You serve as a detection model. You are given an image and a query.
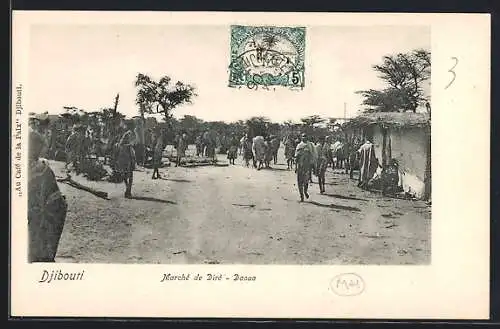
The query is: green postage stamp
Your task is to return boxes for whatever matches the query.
[228,25,306,89]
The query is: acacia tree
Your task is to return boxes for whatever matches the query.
[135,73,197,123]
[357,49,431,112]
[356,88,409,112]
[300,115,326,140]
[179,115,204,143]
[62,106,87,124]
[300,115,325,127]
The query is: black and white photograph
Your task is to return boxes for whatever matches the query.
[26,24,431,265]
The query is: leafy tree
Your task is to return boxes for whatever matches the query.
[245,116,270,138]
[135,73,197,123]
[99,107,124,137]
[300,115,325,127]
[300,115,326,140]
[268,123,282,138]
[281,120,302,140]
[179,115,204,143]
[225,120,247,137]
[356,88,409,112]
[357,49,431,112]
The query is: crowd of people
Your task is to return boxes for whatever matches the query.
[240,132,403,202]
[27,114,404,263]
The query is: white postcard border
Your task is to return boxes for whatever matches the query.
[10,11,491,319]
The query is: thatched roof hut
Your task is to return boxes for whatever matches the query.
[343,111,431,200]
[343,112,430,131]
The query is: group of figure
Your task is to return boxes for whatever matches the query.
[356,139,402,196]
[226,134,240,165]
[58,119,138,196]
[238,134,280,170]
[28,118,138,261]
[173,133,188,168]
[293,133,333,201]
[26,118,181,262]
[27,115,405,264]
[291,133,403,201]
[62,119,159,197]
[106,120,138,197]
[194,131,217,160]
[284,134,354,174]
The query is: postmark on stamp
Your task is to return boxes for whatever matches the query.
[228,25,306,90]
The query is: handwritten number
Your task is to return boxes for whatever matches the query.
[445,57,458,89]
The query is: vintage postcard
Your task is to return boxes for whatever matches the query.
[10,11,490,319]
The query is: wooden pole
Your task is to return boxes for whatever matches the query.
[111,93,120,138]
[382,128,388,168]
[113,93,119,113]
[57,176,109,200]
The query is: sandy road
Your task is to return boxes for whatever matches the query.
[54,146,431,265]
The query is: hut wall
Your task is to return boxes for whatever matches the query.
[389,127,427,198]
[370,125,428,199]
[371,126,384,164]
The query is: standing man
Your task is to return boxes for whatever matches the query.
[151,129,164,179]
[252,135,266,170]
[270,135,280,165]
[241,133,254,167]
[310,137,319,183]
[202,130,210,157]
[176,132,187,167]
[116,120,137,198]
[205,130,216,161]
[264,136,273,169]
[284,134,296,170]
[28,128,68,262]
[357,138,379,189]
[195,134,203,156]
[65,124,84,173]
[134,117,146,166]
[316,136,332,194]
[227,133,239,165]
[294,133,315,202]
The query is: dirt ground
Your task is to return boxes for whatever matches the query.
[53,145,431,265]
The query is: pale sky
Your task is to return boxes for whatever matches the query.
[28,24,430,123]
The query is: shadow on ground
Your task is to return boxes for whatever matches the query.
[160,178,193,183]
[266,167,291,172]
[322,193,367,202]
[128,195,177,204]
[308,201,361,212]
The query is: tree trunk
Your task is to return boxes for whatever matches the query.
[136,116,146,165]
[387,132,392,163]
[381,127,388,168]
